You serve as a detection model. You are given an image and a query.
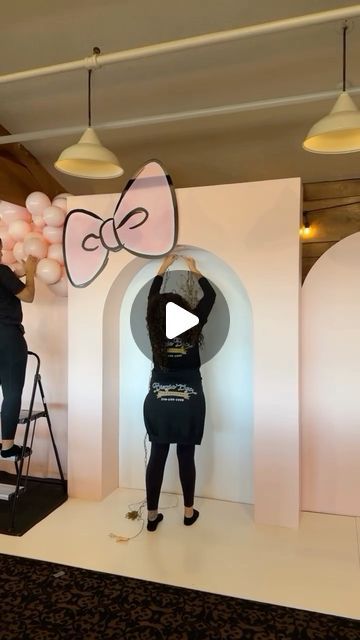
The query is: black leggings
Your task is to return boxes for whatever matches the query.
[146,442,196,511]
[0,325,27,440]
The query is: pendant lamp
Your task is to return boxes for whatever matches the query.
[55,53,124,178]
[303,22,360,154]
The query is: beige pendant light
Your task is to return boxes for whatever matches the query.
[303,22,360,154]
[55,52,124,178]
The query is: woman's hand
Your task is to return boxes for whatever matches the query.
[24,255,39,277]
[157,253,177,275]
[183,256,202,276]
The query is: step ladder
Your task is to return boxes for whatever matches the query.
[0,351,66,532]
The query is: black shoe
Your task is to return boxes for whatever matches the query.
[184,509,199,526]
[1,444,32,460]
[147,513,164,532]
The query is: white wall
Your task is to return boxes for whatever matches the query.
[301,232,360,516]
[118,246,254,503]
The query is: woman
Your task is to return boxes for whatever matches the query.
[0,238,38,459]
[144,254,216,531]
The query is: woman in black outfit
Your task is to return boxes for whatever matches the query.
[0,238,38,459]
[144,254,216,531]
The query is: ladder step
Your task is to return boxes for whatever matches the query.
[0,483,24,500]
[18,408,46,423]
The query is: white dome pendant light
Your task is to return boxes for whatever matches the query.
[55,48,124,178]
[303,22,360,154]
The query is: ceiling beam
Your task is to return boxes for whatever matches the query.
[0,124,64,206]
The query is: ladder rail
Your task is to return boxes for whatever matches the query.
[8,351,67,532]
[10,351,41,521]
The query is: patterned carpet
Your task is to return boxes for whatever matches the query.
[0,553,359,640]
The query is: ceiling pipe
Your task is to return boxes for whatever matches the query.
[0,6,359,85]
[0,86,360,146]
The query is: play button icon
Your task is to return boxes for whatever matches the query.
[130,270,230,365]
[166,302,199,339]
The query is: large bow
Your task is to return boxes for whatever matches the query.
[63,160,178,287]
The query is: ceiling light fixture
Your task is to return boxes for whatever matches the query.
[303,21,360,153]
[54,48,124,179]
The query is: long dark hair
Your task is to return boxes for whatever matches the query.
[147,292,201,369]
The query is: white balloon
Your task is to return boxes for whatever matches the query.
[13,241,26,262]
[25,231,44,241]
[51,197,67,213]
[42,226,63,244]
[48,274,68,297]
[25,192,51,216]
[36,258,61,284]
[0,202,31,224]
[47,243,64,265]
[43,205,65,228]
[8,220,32,241]
[32,215,46,228]
[12,262,26,277]
[23,236,48,259]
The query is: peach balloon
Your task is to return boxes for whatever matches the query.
[47,243,64,265]
[42,225,63,244]
[0,230,15,251]
[12,262,26,277]
[36,258,61,284]
[49,273,68,297]
[43,206,65,228]
[23,236,48,259]
[1,250,16,265]
[13,242,26,262]
[8,220,32,241]
[25,192,51,216]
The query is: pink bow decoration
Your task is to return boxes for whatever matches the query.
[63,160,178,287]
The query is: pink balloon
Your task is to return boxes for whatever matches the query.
[1,250,16,265]
[43,206,65,228]
[0,230,15,250]
[51,197,67,213]
[23,236,48,259]
[12,262,26,277]
[25,192,51,216]
[8,220,32,241]
[32,215,46,229]
[49,273,68,297]
[42,226,63,244]
[0,201,31,224]
[13,242,26,262]
[47,243,64,265]
[36,258,61,284]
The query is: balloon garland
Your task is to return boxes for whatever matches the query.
[0,192,70,297]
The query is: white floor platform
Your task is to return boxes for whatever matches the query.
[0,488,359,621]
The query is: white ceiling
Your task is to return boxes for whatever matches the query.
[1,0,360,194]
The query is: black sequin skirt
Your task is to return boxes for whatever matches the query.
[143,368,205,445]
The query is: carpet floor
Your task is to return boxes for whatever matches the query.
[0,553,359,639]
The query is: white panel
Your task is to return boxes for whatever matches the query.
[302,232,360,516]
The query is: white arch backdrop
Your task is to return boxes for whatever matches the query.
[67,178,301,527]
